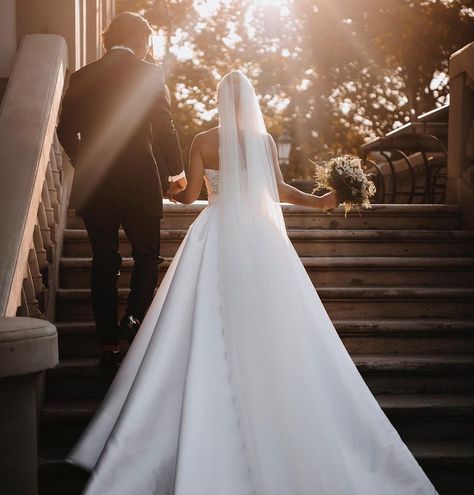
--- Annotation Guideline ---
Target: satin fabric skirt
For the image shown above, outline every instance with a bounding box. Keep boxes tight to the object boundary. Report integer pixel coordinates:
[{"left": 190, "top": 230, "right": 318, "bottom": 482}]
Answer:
[{"left": 68, "top": 204, "right": 437, "bottom": 495}]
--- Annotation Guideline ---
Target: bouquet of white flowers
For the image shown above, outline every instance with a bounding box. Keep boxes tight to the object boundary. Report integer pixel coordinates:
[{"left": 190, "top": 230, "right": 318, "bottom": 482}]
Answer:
[{"left": 311, "top": 154, "right": 376, "bottom": 216}]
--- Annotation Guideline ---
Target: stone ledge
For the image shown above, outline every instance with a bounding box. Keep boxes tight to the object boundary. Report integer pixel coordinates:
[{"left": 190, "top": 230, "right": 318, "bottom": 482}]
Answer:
[
  {"left": 63, "top": 227, "right": 474, "bottom": 240},
  {"left": 67, "top": 203, "right": 464, "bottom": 216},
  {"left": 0, "top": 317, "right": 58, "bottom": 378}
]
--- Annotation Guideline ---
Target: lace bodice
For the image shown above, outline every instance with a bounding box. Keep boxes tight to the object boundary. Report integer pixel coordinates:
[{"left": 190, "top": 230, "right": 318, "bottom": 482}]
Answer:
[{"left": 203, "top": 169, "right": 219, "bottom": 203}]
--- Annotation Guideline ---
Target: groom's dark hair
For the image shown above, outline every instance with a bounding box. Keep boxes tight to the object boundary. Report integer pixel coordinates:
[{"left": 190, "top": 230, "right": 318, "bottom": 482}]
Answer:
[{"left": 102, "top": 12, "right": 153, "bottom": 51}]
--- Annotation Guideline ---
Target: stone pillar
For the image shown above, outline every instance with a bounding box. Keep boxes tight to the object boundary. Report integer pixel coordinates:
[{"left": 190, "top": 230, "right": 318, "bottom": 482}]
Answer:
[
  {"left": 16, "top": 0, "right": 82, "bottom": 71},
  {"left": 86, "top": 0, "right": 101, "bottom": 63},
  {"left": 0, "top": 0, "right": 17, "bottom": 77},
  {"left": 0, "top": 317, "right": 58, "bottom": 495},
  {"left": 0, "top": 374, "right": 38, "bottom": 495},
  {"left": 447, "top": 42, "right": 474, "bottom": 227},
  {"left": 16, "top": 0, "right": 114, "bottom": 71},
  {"left": 79, "top": 0, "right": 88, "bottom": 68},
  {"left": 104, "top": 0, "right": 116, "bottom": 26}
]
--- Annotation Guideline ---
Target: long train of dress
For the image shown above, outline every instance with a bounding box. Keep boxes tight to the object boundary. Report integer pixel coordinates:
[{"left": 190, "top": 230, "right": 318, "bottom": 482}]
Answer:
[{"left": 68, "top": 169, "right": 438, "bottom": 494}]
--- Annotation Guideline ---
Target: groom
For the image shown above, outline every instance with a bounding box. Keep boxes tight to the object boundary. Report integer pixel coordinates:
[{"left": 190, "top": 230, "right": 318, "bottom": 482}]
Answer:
[{"left": 58, "top": 12, "right": 186, "bottom": 369}]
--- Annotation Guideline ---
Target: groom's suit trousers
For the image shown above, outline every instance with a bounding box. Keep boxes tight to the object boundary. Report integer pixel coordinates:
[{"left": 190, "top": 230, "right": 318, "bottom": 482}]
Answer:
[{"left": 82, "top": 205, "right": 161, "bottom": 346}]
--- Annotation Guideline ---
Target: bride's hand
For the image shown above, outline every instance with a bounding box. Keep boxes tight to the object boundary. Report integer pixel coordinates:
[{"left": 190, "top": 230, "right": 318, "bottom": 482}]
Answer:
[
  {"left": 321, "top": 191, "right": 339, "bottom": 212},
  {"left": 165, "top": 190, "right": 177, "bottom": 204},
  {"left": 169, "top": 176, "right": 188, "bottom": 203}
]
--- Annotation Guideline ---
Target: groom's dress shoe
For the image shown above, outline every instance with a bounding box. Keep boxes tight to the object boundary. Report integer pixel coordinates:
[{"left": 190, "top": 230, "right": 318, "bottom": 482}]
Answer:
[
  {"left": 100, "top": 350, "right": 122, "bottom": 372},
  {"left": 119, "top": 315, "right": 141, "bottom": 345}
]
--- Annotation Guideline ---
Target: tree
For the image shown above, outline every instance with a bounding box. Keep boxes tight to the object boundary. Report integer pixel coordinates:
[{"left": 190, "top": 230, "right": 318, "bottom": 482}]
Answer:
[{"left": 115, "top": 0, "right": 474, "bottom": 178}]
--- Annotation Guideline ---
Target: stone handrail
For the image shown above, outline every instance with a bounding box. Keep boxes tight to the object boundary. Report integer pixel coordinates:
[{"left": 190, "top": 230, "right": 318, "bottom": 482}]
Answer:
[
  {"left": 0, "top": 317, "right": 58, "bottom": 378},
  {"left": 0, "top": 34, "right": 70, "bottom": 317}
]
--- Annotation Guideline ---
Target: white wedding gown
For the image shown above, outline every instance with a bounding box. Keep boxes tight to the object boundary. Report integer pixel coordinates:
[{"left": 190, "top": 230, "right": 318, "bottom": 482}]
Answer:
[
  {"left": 69, "top": 170, "right": 437, "bottom": 495},
  {"left": 68, "top": 71, "right": 437, "bottom": 494}
]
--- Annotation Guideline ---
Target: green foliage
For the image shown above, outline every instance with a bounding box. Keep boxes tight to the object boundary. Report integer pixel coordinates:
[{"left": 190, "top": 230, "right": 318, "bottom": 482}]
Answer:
[{"left": 115, "top": 0, "right": 474, "bottom": 179}]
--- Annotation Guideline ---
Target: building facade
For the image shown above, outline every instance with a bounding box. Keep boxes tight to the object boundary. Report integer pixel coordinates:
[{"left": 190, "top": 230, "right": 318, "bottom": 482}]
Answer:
[{"left": 1, "top": 0, "right": 114, "bottom": 95}]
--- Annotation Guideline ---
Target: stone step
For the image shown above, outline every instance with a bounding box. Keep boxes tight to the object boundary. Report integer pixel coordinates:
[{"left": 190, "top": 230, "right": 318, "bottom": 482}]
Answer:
[
  {"left": 59, "top": 256, "right": 474, "bottom": 289},
  {"left": 45, "top": 355, "right": 474, "bottom": 399},
  {"left": 38, "top": 448, "right": 89, "bottom": 495},
  {"left": 66, "top": 203, "right": 463, "bottom": 230},
  {"left": 415, "top": 440, "right": 474, "bottom": 494},
  {"left": 39, "top": 394, "right": 474, "bottom": 449},
  {"left": 411, "top": 441, "right": 474, "bottom": 495},
  {"left": 55, "top": 319, "right": 474, "bottom": 358},
  {"left": 55, "top": 287, "right": 474, "bottom": 321},
  {"left": 38, "top": 441, "right": 474, "bottom": 495},
  {"left": 62, "top": 228, "right": 474, "bottom": 258}
]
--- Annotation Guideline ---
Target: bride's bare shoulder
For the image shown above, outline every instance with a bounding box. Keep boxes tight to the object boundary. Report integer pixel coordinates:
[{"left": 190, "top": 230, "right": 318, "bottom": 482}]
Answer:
[
  {"left": 192, "top": 127, "right": 219, "bottom": 169},
  {"left": 193, "top": 127, "right": 219, "bottom": 152},
  {"left": 194, "top": 127, "right": 219, "bottom": 142}
]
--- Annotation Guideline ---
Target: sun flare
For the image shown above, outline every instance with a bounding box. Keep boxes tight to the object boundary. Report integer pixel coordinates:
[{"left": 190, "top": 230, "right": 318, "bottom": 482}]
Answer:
[
  {"left": 254, "top": 0, "right": 289, "bottom": 6},
  {"left": 193, "top": 0, "right": 290, "bottom": 18}
]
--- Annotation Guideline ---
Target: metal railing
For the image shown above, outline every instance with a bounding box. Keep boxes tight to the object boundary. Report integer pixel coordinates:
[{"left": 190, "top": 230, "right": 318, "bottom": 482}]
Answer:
[{"left": 361, "top": 106, "right": 449, "bottom": 204}]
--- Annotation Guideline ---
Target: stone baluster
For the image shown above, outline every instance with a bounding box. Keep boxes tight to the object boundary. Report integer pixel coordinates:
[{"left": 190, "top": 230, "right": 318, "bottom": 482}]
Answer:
[
  {"left": 23, "top": 265, "right": 41, "bottom": 318},
  {"left": 28, "top": 246, "right": 43, "bottom": 298},
  {"left": 33, "top": 223, "right": 48, "bottom": 276},
  {"left": 46, "top": 161, "right": 59, "bottom": 222},
  {"left": 37, "top": 201, "right": 53, "bottom": 263},
  {"left": 41, "top": 180, "right": 55, "bottom": 241},
  {"left": 18, "top": 287, "right": 28, "bottom": 317},
  {"left": 53, "top": 133, "right": 63, "bottom": 170},
  {"left": 50, "top": 148, "right": 62, "bottom": 203}
]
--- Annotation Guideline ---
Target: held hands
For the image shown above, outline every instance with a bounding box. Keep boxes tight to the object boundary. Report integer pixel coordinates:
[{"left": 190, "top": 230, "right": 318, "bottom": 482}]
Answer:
[{"left": 168, "top": 176, "right": 188, "bottom": 203}]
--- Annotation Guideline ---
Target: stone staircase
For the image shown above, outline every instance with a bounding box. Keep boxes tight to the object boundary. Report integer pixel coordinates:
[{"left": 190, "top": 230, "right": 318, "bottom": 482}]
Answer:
[{"left": 38, "top": 202, "right": 474, "bottom": 494}]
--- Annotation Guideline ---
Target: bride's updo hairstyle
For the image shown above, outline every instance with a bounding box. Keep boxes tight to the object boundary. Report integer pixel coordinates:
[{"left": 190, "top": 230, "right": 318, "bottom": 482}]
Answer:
[
  {"left": 218, "top": 70, "right": 243, "bottom": 127},
  {"left": 218, "top": 70, "right": 242, "bottom": 99},
  {"left": 217, "top": 70, "right": 264, "bottom": 136},
  {"left": 215, "top": 68, "right": 280, "bottom": 206}
]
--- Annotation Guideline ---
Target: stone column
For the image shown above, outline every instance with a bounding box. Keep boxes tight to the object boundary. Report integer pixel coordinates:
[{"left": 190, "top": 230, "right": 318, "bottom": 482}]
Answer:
[
  {"left": 0, "top": 0, "right": 17, "bottom": 78},
  {"left": 79, "top": 0, "right": 88, "bottom": 68},
  {"left": 447, "top": 42, "right": 474, "bottom": 227},
  {"left": 16, "top": 0, "right": 114, "bottom": 70},
  {"left": 105, "top": 0, "right": 116, "bottom": 25},
  {"left": 0, "top": 317, "right": 58, "bottom": 495},
  {"left": 86, "top": 0, "right": 101, "bottom": 63}
]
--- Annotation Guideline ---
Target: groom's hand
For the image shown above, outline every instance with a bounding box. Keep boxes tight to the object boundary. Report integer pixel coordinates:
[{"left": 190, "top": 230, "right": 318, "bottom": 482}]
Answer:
[{"left": 169, "top": 176, "right": 187, "bottom": 202}]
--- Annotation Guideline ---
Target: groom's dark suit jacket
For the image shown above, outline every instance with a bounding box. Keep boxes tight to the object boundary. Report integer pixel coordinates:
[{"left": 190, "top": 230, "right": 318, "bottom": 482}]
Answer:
[{"left": 58, "top": 49, "right": 183, "bottom": 216}]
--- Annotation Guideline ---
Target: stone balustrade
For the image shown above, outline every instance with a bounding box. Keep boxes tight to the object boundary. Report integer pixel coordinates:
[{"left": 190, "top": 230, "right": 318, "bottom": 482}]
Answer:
[
  {"left": 0, "top": 34, "right": 73, "bottom": 318},
  {"left": 0, "top": 34, "right": 71, "bottom": 494}
]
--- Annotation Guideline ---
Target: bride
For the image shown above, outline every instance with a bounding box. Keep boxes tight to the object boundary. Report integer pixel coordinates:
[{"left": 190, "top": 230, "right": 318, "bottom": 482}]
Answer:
[{"left": 68, "top": 70, "right": 437, "bottom": 494}]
